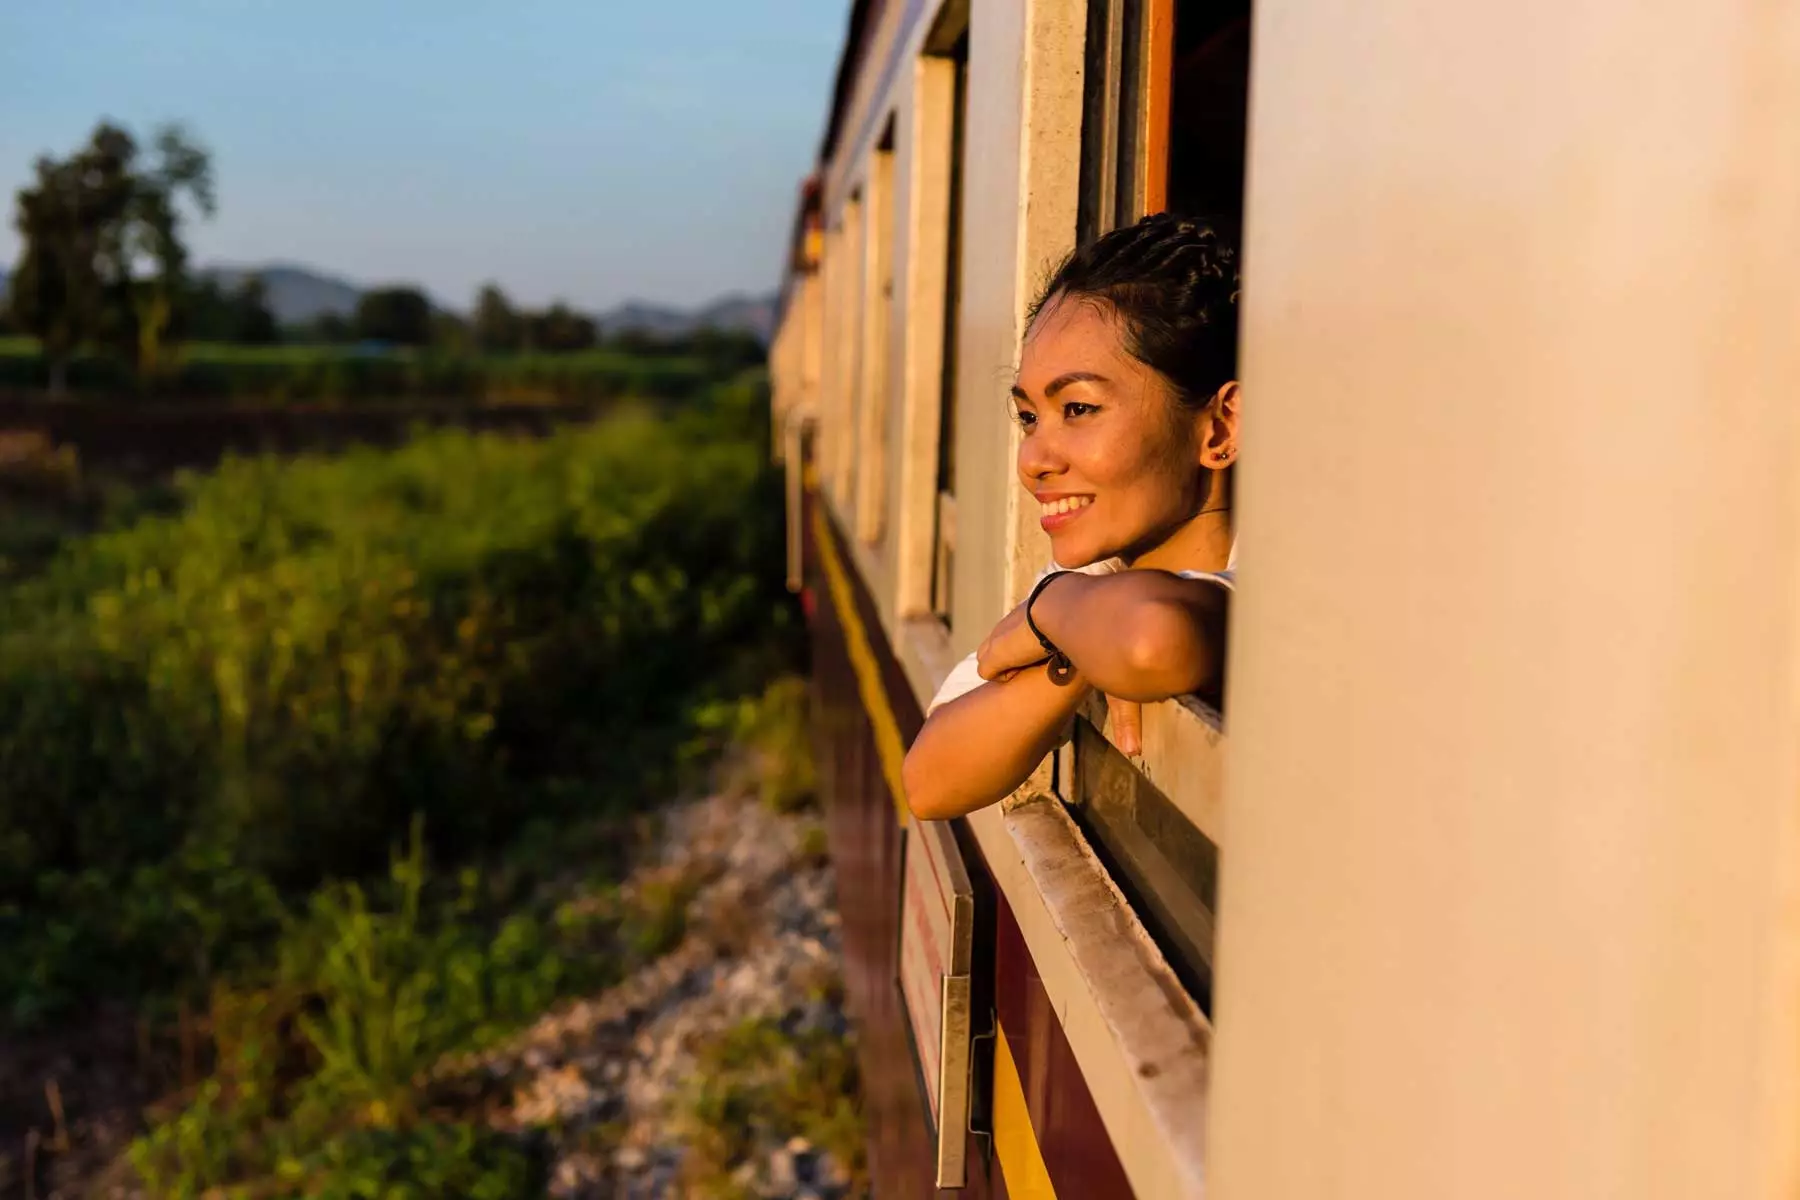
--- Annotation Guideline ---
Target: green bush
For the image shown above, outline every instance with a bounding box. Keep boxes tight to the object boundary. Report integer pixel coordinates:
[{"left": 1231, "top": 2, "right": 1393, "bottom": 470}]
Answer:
[
  {"left": 0, "top": 376, "right": 796, "bottom": 1020},
  {"left": 0, "top": 337, "right": 721, "bottom": 404},
  {"left": 1, "top": 369, "right": 805, "bottom": 1195},
  {"left": 677, "top": 1017, "right": 867, "bottom": 1197},
  {"left": 128, "top": 825, "right": 567, "bottom": 1197}
]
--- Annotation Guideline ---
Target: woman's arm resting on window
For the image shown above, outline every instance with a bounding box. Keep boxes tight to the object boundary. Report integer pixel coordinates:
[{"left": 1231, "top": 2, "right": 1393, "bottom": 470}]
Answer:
[
  {"left": 902, "top": 669, "right": 1090, "bottom": 822},
  {"left": 1031, "top": 570, "right": 1227, "bottom": 702}
]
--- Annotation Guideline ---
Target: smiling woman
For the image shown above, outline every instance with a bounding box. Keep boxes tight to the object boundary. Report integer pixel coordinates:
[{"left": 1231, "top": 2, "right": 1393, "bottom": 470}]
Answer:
[{"left": 900, "top": 212, "right": 1240, "bottom": 822}]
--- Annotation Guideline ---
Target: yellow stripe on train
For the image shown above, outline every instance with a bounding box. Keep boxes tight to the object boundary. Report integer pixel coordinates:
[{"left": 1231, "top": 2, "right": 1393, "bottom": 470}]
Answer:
[
  {"left": 994, "top": 1022, "right": 1058, "bottom": 1199},
  {"left": 809, "top": 503, "right": 910, "bottom": 826}
]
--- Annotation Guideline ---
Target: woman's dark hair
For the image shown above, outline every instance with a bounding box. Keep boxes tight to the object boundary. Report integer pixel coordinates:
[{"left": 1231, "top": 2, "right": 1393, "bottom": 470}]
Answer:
[{"left": 1027, "top": 212, "right": 1240, "bottom": 409}]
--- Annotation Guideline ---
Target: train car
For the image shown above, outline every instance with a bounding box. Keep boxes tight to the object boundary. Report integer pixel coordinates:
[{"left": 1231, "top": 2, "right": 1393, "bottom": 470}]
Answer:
[{"left": 769, "top": 1, "right": 1800, "bottom": 1197}]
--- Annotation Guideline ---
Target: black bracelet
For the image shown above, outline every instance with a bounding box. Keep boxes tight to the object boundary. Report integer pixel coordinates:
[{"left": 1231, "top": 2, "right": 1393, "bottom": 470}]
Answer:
[{"left": 1025, "top": 571, "right": 1077, "bottom": 685}]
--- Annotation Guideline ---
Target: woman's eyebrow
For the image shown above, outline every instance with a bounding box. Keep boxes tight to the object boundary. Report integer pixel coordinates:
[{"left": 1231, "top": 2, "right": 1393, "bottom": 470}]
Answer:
[{"left": 1010, "top": 371, "right": 1109, "bottom": 401}]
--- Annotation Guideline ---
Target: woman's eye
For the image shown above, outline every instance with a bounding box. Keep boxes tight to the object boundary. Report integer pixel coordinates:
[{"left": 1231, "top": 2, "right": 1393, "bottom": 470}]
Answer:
[
  {"left": 1013, "top": 410, "right": 1037, "bottom": 429},
  {"left": 1063, "top": 401, "right": 1097, "bottom": 420}
]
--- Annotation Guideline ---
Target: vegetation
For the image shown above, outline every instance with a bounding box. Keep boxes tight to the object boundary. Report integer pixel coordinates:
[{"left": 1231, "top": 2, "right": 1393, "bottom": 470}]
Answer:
[
  {"left": 354, "top": 286, "right": 434, "bottom": 347},
  {"left": 0, "top": 372, "right": 790, "bottom": 1018},
  {"left": 0, "top": 367, "right": 830, "bottom": 1194},
  {"left": 0, "top": 335, "right": 731, "bottom": 404},
  {"left": 677, "top": 1018, "right": 867, "bottom": 1198},
  {"left": 9, "top": 122, "right": 214, "bottom": 391},
  {"left": 472, "top": 283, "right": 601, "bottom": 354},
  {"left": 4, "top": 122, "right": 758, "bottom": 393},
  {"left": 181, "top": 272, "right": 282, "bottom": 345}
]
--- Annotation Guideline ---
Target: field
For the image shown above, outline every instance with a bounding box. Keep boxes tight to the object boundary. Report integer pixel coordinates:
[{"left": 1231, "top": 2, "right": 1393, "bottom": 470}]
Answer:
[
  {"left": 0, "top": 337, "right": 731, "bottom": 404},
  {"left": 0, "top": 370, "right": 837, "bottom": 1195}
]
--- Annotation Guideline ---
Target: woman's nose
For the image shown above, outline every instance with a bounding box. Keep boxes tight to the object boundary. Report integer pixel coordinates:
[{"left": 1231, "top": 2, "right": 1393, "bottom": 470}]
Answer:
[{"left": 1017, "top": 428, "right": 1068, "bottom": 481}]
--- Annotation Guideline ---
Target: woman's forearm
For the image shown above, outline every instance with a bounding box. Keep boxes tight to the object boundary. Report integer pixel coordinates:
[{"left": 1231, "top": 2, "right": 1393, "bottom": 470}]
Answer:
[
  {"left": 1030, "top": 570, "right": 1226, "bottom": 701},
  {"left": 902, "top": 669, "right": 1090, "bottom": 821}
]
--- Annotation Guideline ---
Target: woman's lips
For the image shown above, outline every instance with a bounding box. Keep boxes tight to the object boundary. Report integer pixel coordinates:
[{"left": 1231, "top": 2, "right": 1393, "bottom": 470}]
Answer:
[{"left": 1038, "top": 493, "right": 1093, "bottom": 532}]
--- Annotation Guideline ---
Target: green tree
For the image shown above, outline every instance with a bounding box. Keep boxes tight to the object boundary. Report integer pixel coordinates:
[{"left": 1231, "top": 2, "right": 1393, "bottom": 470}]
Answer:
[
  {"left": 9, "top": 121, "right": 213, "bottom": 392},
  {"left": 431, "top": 309, "right": 470, "bottom": 354},
  {"left": 230, "top": 274, "right": 279, "bottom": 345},
  {"left": 171, "top": 274, "right": 276, "bottom": 345},
  {"left": 179, "top": 275, "right": 235, "bottom": 342},
  {"left": 354, "top": 286, "right": 432, "bottom": 346},
  {"left": 472, "top": 283, "right": 519, "bottom": 353},
  {"left": 526, "top": 302, "right": 597, "bottom": 353},
  {"left": 310, "top": 311, "right": 354, "bottom": 344},
  {"left": 119, "top": 125, "right": 215, "bottom": 376},
  {"left": 10, "top": 124, "right": 135, "bottom": 393},
  {"left": 689, "top": 326, "right": 766, "bottom": 372}
]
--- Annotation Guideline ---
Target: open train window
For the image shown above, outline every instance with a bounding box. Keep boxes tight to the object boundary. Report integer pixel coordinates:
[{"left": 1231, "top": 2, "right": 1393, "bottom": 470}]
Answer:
[
  {"left": 1067, "top": 0, "right": 1251, "bottom": 1010},
  {"left": 854, "top": 124, "right": 896, "bottom": 546},
  {"left": 1078, "top": 0, "right": 1249, "bottom": 241},
  {"left": 1166, "top": 3, "right": 1251, "bottom": 232}
]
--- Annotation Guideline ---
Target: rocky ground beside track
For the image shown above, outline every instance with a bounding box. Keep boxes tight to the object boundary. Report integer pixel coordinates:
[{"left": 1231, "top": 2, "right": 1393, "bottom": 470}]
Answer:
[{"left": 429, "top": 788, "right": 869, "bottom": 1200}]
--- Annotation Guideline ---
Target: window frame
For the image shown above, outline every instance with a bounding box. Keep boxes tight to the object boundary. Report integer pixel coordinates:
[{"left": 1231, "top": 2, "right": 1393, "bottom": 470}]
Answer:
[{"left": 1063, "top": 0, "right": 1253, "bottom": 1010}]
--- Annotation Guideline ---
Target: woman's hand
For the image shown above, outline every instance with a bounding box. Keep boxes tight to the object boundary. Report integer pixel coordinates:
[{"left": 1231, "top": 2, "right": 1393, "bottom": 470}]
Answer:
[
  {"left": 977, "top": 584, "right": 1144, "bottom": 755},
  {"left": 975, "top": 598, "right": 1048, "bottom": 682},
  {"left": 1106, "top": 695, "right": 1143, "bottom": 757}
]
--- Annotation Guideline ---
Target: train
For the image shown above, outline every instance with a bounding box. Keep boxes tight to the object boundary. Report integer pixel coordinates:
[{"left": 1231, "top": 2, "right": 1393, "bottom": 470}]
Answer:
[{"left": 768, "top": 1, "right": 1800, "bottom": 1197}]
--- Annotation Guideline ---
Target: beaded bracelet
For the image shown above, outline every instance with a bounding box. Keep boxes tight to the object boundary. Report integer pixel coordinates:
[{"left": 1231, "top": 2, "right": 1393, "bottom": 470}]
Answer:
[{"left": 1025, "top": 571, "right": 1077, "bottom": 685}]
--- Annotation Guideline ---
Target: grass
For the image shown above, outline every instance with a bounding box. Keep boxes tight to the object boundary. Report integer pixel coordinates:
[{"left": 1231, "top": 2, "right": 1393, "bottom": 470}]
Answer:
[
  {"left": 0, "top": 336, "right": 728, "bottom": 403},
  {"left": 676, "top": 1017, "right": 867, "bottom": 1199}
]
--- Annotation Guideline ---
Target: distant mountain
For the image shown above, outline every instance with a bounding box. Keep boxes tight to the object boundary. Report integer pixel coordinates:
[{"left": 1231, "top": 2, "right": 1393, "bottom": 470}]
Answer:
[
  {"left": 2, "top": 256, "right": 775, "bottom": 345},
  {"left": 202, "top": 263, "right": 362, "bottom": 326},
  {"left": 597, "top": 291, "right": 776, "bottom": 344},
  {"left": 694, "top": 292, "right": 777, "bottom": 343}
]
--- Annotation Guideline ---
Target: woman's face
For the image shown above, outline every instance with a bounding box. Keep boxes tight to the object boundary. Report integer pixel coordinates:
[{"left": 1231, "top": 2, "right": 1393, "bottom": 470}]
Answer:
[{"left": 1013, "top": 294, "right": 1222, "bottom": 567}]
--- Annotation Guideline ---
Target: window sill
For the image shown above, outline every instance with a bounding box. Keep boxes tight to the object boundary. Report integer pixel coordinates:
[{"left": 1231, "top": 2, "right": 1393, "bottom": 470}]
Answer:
[
  {"left": 967, "top": 792, "right": 1209, "bottom": 1200},
  {"left": 1080, "top": 693, "right": 1227, "bottom": 847},
  {"left": 897, "top": 613, "right": 959, "bottom": 714}
]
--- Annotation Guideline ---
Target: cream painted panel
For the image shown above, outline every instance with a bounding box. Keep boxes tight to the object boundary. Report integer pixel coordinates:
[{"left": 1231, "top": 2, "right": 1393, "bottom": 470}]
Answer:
[
  {"left": 946, "top": 0, "right": 1028, "bottom": 653},
  {"left": 950, "top": 0, "right": 1084, "bottom": 650},
  {"left": 1212, "top": 3, "right": 1800, "bottom": 1199},
  {"left": 951, "top": 0, "right": 1077, "bottom": 634},
  {"left": 835, "top": 195, "right": 865, "bottom": 515},
  {"left": 800, "top": 268, "right": 822, "bottom": 423},
  {"left": 816, "top": 224, "right": 843, "bottom": 504},
  {"left": 892, "top": 55, "right": 953, "bottom": 620},
  {"left": 1002, "top": 0, "right": 1085, "bottom": 607},
  {"left": 855, "top": 146, "right": 894, "bottom": 547}
]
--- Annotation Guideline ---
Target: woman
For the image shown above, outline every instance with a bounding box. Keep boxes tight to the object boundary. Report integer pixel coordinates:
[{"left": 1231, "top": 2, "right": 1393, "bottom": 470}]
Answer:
[{"left": 902, "top": 213, "right": 1240, "bottom": 821}]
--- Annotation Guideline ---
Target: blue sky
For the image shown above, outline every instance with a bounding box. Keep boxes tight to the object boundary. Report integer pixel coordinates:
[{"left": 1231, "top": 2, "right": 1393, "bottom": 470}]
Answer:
[{"left": 0, "top": 1, "right": 848, "bottom": 311}]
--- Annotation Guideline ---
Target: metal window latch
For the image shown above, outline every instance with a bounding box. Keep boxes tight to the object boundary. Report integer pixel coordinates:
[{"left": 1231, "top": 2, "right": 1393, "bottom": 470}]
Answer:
[{"left": 967, "top": 1006, "right": 996, "bottom": 1140}]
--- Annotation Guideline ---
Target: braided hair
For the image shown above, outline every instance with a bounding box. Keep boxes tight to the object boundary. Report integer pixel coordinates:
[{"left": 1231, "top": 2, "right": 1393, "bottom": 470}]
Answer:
[{"left": 1027, "top": 212, "right": 1241, "bottom": 411}]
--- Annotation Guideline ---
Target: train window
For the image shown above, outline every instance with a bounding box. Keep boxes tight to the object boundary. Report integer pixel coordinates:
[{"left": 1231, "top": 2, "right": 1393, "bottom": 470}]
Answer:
[
  {"left": 1078, "top": 0, "right": 1167, "bottom": 241},
  {"left": 921, "top": 7, "right": 964, "bottom": 629},
  {"left": 854, "top": 124, "right": 896, "bottom": 546},
  {"left": 1078, "top": 0, "right": 1249, "bottom": 241},
  {"left": 1165, "top": 3, "right": 1251, "bottom": 230},
  {"left": 1066, "top": 0, "right": 1253, "bottom": 1012}
]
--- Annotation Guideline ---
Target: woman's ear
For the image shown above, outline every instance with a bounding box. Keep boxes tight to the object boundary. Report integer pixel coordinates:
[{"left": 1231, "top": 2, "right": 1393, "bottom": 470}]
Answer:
[{"left": 1199, "top": 381, "right": 1241, "bottom": 469}]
